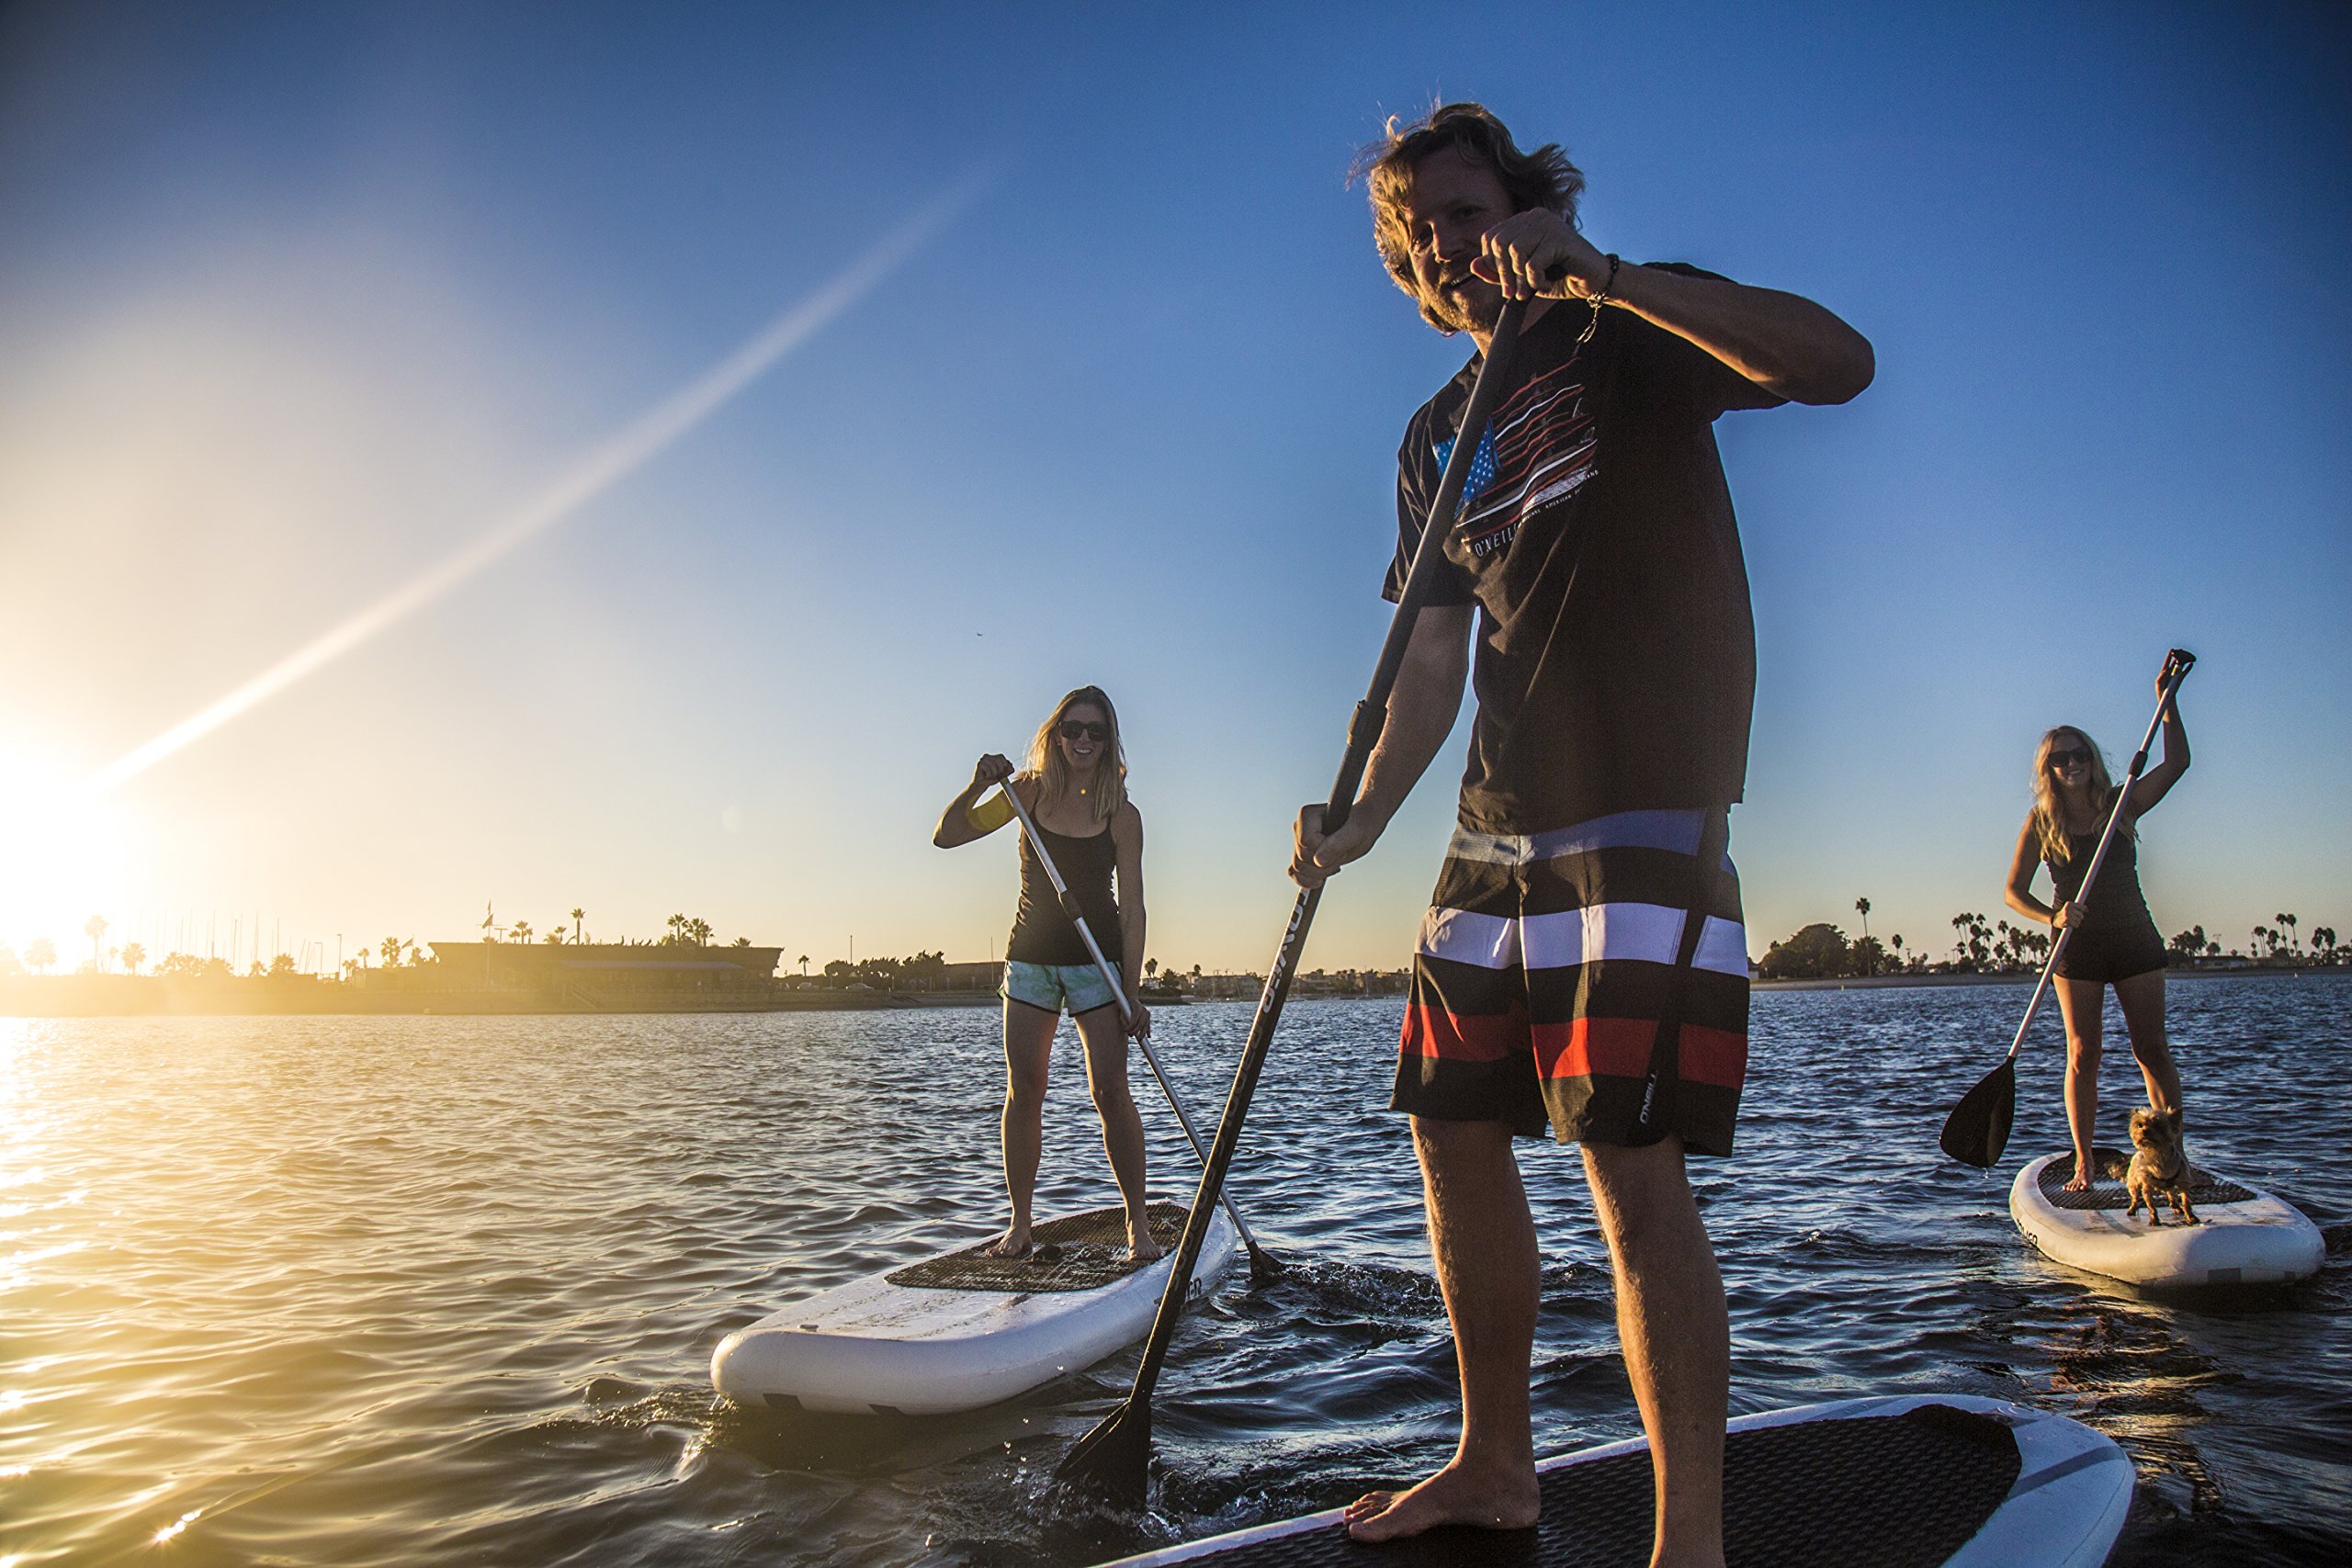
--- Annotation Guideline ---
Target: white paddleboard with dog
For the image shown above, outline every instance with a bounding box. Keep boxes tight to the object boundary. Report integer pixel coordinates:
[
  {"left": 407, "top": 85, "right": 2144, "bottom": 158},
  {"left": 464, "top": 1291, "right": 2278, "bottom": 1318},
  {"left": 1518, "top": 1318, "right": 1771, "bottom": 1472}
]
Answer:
[
  {"left": 2010, "top": 1149, "right": 2323, "bottom": 1288},
  {"left": 711, "top": 1201, "right": 1238, "bottom": 1415},
  {"left": 1093, "top": 1393, "right": 2131, "bottom": 1568}
]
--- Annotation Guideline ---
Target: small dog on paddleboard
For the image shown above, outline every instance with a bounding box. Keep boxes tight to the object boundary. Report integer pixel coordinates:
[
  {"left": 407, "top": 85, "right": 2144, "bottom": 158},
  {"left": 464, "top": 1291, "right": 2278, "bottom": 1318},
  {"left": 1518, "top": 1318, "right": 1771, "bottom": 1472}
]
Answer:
[{"left": 2101, "top": 1108, "right": 2200, "bottom": 1225}]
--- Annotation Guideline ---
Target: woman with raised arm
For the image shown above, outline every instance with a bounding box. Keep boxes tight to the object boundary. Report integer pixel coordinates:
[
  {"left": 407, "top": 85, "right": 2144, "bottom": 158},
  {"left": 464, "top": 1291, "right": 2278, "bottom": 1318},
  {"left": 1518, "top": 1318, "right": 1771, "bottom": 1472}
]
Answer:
[
  {"left": 2004, "top": 674, "right": 2191, "bottom": 1190},
  {"left": 934, "top": 686, "right": 1159, "bottom": 1261}
]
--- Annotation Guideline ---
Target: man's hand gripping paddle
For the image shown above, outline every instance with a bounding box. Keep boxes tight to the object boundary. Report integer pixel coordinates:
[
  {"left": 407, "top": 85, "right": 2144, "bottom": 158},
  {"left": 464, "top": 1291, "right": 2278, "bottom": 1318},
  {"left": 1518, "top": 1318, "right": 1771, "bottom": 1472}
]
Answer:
[
  {"left": 994, "top": 782, "right": 1280, "bottom": 1280},
  {"left": 1939, "top": 649, "right": 2195, "bottom": 1168},
  {"left": 1055, "top": 295, "right": 1540, "bottom": 1503}
]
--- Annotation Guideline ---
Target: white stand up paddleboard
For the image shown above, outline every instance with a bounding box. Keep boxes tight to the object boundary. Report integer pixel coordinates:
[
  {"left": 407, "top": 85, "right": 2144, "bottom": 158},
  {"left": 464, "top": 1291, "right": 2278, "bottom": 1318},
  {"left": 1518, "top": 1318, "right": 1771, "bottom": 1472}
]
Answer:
[
  {"left": 713, "top": 1201, "right": 1238, "bottom": 1415},
  {"left": 1094, "top": 1393, "right": 2131, "bottom": 1568},
  {"left": 2010, "top": 1149, "right": 2323, "bottom": 1288}
]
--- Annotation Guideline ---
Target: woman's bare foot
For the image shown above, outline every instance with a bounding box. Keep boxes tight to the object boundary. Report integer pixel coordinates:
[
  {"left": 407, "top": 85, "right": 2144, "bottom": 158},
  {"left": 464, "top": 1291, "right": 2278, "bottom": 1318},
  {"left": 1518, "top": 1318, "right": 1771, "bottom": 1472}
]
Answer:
[
  {"left": 2064, "top": 1159, "right": 2094, "bottom": 1192},
  {"left": 981, "top": 1225, "right": 1031, "bottom": 1259},
  {"left": 1342, "top": 1459, "right": 1541, "bottom": 1541},
  {"left": 1125, "top": 1219, "right": 1163, "bottom": 1264}
]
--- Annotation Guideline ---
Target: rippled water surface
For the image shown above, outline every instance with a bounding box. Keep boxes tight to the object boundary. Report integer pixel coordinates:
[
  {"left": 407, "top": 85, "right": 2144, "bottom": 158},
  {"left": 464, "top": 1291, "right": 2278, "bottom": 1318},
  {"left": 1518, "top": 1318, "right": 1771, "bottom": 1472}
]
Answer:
[{"left": 4, "top": 976, "right": 2346, "bottom": 1565}]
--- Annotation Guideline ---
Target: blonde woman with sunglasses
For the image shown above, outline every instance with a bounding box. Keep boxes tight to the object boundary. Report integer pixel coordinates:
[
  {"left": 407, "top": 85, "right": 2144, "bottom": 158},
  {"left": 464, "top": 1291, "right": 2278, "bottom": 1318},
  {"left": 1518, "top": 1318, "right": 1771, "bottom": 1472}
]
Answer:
[
  {"left": 934, "top": 685, "right": 1159, "bottom": 1262},
  {"left": 2003, "top": 676, "right": 2191, "bottom": 1190}
]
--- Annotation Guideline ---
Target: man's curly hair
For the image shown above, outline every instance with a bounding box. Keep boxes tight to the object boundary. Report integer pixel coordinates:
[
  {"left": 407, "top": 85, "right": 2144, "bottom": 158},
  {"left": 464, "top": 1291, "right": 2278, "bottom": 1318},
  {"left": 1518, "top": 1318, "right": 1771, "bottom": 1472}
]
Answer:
[{"left": 1352, "top": 103, "right": 1585, "bottom": 329}]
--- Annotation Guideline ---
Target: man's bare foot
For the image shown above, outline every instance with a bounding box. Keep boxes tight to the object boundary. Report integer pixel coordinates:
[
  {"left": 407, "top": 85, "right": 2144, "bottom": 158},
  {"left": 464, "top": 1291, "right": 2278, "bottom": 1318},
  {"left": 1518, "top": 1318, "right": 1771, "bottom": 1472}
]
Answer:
[
  {"left": 1342, "top": 1460, "right": 1540, "bottom": 1541},
  {"left": 981, "top": 1226, "right": 1031, "bottom": 1259}
]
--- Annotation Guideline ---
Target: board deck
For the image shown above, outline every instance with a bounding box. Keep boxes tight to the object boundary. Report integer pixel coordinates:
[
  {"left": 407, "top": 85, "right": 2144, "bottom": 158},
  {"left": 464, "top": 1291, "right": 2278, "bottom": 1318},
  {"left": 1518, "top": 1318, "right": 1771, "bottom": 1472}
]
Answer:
[
  {"left": 2010, "top": 1150, "right": 2323, "bottom": 1288},
  {"left": 1092, "top": 1394, "right": 2130, "bottom": 1568},
  {"left": 712, "top": 1201, "right": 1238, "bottom": 1415}
]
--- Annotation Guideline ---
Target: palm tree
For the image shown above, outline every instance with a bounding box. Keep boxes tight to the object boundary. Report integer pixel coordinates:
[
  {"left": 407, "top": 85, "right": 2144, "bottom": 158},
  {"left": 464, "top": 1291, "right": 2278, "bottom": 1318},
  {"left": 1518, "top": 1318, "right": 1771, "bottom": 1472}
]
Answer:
[
  {"left": 1854, "top": 897, "right": 1871, "bottom": 944},
  {"left": 2278, "top": 912, "right": 2299, "bottom": 956},
  {"left": 571, "top": 908, "right": 585, "bottom": 944},
  {"left": 26, "top": 937, "right": 54, "bottom": 976},
  {"left": 1890, "top": 933, "right": 1905, "bottom": 970},
  {"left": 85, "top": 915, "right": 109, "bottom": 971},
  {"left": 380, "top": 936, "right": 405, "bottom": 967},
  {"left": 1951, "top": 912, "right": 1993, "bottom": 971},
  {"left": 512, "top": 920, "right": 534, "bottom": 945},
  {"left": 121, "top": 942, "right": 146, "bottom": 975},
  {"left": 797, "top": 953, "right": 809, "bottom": 976}
]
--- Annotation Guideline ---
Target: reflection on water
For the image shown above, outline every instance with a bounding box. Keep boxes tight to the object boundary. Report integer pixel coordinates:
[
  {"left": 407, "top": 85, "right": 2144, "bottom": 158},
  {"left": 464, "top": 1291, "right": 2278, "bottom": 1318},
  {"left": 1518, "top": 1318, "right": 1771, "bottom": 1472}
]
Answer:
[{"left": 0, "top": 977, "right": 2346, "bottom": 1565}]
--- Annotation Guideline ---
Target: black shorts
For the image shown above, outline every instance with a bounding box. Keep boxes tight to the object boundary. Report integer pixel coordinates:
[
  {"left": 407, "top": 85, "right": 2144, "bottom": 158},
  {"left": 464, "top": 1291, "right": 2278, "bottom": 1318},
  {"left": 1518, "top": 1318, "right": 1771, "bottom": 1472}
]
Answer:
[
  {"left": 2052, "top": 919, "right": 2167, "bottom": 986},
  {"left": 1392, "top": 807, "right": 1747, "bottom": 1156}
]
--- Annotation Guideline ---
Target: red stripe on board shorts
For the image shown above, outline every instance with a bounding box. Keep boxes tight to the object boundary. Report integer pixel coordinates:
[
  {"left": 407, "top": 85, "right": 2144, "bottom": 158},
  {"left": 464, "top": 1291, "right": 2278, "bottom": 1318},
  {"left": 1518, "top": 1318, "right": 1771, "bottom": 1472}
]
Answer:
[{"left": 1394, "top": 807, "right": 1749, "bottom": 1155}]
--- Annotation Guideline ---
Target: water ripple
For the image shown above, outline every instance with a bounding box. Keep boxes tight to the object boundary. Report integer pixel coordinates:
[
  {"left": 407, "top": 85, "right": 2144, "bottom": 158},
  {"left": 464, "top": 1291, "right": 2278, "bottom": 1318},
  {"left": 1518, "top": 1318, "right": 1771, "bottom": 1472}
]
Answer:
[{"left": 0, "top": 979, "right": 2346, "bottom": 1563}]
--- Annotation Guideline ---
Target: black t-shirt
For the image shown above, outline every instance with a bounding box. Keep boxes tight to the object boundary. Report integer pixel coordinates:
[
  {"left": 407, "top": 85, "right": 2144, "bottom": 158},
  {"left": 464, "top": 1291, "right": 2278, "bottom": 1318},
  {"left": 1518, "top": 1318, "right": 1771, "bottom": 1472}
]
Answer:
[{"left": 1388, "top": 265, "right": 1782, "bottom": 833}]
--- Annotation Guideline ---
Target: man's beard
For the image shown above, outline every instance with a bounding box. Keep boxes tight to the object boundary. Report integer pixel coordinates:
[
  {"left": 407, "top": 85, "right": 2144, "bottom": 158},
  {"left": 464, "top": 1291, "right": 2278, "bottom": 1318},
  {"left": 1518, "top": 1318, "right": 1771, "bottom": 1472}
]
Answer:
[{"left": 1421, "top": 276, "right": 1502, "bottom": 335}]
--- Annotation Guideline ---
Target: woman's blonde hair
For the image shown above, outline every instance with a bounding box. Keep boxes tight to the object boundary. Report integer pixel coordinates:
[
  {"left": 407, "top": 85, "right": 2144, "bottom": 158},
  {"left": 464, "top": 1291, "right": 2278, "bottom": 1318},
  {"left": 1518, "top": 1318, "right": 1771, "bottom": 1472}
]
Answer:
[
  {"left": 2030, "top": 726, "right": 2127, "bottom": 864},
  {"left": 1024, "top": 685, "right": 1126, "bottom": 829}
]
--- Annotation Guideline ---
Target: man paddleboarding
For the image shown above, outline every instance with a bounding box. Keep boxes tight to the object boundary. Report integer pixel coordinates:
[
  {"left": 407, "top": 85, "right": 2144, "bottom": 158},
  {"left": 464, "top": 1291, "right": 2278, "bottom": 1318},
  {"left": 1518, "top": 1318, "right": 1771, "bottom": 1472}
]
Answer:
[{"left": 1292, "top": 103, "right": 1872, "bottom": 1564}]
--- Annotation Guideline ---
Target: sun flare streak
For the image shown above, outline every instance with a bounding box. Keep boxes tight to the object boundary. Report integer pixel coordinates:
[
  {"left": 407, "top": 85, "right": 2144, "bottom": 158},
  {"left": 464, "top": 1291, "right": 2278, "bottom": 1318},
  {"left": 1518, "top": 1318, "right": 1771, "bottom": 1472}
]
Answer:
[{"left": 90, "top": 174, "right": 990, "bottom": 794}]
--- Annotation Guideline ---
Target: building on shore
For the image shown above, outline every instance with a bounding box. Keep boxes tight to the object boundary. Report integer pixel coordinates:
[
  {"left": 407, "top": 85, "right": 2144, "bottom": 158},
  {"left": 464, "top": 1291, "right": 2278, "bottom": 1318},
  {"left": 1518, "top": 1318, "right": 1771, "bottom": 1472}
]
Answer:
[
  {"left": 373, "top": 942, "right": 785, "bottom": 1009},
  {"left": 925, "top": 960, "right": 1003, "bottom": 994},
  {"left": 378, "top": 944, "right": 1011, "bottom": 1008},
  {"left": 0, "top": 945, "right": 1016, "bottom": 1017}
]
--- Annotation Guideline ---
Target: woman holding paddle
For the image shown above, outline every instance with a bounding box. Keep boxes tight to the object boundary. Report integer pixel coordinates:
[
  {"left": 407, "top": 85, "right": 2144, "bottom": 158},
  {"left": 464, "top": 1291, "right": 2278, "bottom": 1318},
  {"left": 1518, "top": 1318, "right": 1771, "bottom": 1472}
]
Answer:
[
  {"left": 933, "top": 686, "right": 1159, "bottom": 1262},
  {"left": 2003, "top": 671, "right": 2190, "bottom": 1190}
]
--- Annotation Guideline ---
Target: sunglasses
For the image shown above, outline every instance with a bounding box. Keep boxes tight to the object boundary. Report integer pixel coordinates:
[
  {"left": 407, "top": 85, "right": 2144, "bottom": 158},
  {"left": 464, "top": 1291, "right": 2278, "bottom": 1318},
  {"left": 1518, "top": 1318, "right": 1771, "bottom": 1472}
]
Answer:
[
  {"left": 2046, "top": 747, "right": 2092, "bottom": 772},
  {"left": 1057, "top": 720, "right": 1110, "bottom": 743}
]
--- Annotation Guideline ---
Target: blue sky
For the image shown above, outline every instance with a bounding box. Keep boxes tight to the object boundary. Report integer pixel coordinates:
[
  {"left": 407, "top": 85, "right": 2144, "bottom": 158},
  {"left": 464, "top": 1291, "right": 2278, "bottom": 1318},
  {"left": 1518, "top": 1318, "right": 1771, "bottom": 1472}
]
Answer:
[{"left": 2, "top": 1, "right": 2346, "bottom": 974}]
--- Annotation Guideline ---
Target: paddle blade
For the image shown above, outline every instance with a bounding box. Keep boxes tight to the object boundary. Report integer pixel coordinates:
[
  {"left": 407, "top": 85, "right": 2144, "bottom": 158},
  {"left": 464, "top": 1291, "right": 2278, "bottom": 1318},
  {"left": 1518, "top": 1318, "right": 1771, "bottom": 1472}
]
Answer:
[
  {"left": 1939, "top": 1056, "right": 2016, "bottom": 1169},
  {"left": 1056, "top": 1398, "right": 1150, "bottom": 1503}
]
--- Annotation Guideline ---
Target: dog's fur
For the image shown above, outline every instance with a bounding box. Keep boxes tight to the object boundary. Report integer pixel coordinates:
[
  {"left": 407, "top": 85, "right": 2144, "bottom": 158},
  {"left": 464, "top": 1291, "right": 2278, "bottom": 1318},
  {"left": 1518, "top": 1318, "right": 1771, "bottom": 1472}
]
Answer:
[{"left": 2101, "top": 1108, "right": 2199, "bottom": 1225}]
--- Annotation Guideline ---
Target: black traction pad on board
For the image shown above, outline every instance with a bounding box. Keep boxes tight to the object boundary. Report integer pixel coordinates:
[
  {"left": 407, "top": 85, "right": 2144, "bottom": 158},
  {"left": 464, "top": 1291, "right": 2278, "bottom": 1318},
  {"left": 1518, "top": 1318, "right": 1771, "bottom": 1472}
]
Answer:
[
  {"left": 888, "top": 1203, "right": 1190, "bottom": 1293},
  {"left": 1150, "top": 1403, "right": 2023, "bottom": 1568},
  {"left": 2039, "top": 1149, "right": 2255, "bottom": 1212}
]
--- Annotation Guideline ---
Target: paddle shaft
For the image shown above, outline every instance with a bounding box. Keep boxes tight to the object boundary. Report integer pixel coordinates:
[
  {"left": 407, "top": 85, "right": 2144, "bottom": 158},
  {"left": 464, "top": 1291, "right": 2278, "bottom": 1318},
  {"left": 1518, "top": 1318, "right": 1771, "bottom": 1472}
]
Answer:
[
  {"left": 1071, "top": 295, "right": 1536, "bottom": 1449},
  {"left": 995, "top": 781, "right": 1271, "bottom": 1265},
  {"left": 2000, "top": 654, "right": 2194, "bottom": 1063}
]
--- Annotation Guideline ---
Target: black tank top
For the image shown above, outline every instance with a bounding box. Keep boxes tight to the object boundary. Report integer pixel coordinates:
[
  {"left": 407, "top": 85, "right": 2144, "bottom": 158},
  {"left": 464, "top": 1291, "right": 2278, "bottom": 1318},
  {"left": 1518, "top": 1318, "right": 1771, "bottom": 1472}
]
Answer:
[
  {"left": 2047, "top": 817, "right": 2155, "bottom": 930},
  {"left": 1007, "top": 818, "right": 1124, "bottom": 966}
]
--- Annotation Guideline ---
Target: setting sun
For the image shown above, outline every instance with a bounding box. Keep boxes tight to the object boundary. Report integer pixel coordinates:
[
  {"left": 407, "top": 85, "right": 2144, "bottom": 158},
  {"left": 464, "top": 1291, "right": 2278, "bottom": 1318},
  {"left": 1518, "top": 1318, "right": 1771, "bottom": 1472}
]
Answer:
[{"left": 0, "top": 741, "right": 135, "bottom": 955}]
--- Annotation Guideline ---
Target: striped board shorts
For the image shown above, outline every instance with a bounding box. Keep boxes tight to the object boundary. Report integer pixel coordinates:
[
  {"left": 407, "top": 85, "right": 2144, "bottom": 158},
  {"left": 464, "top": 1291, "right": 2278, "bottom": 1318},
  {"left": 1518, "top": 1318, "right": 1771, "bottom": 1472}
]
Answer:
[{"left": 1395, "top": 807, "right": 1748, "bottom": 1156}]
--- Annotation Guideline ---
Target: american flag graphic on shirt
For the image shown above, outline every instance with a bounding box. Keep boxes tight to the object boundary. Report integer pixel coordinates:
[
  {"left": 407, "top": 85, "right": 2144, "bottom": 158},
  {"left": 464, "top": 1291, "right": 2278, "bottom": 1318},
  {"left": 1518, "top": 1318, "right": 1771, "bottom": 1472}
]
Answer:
[{"left": 1432, "top": 356, "right": 1596, "bottom": 559}]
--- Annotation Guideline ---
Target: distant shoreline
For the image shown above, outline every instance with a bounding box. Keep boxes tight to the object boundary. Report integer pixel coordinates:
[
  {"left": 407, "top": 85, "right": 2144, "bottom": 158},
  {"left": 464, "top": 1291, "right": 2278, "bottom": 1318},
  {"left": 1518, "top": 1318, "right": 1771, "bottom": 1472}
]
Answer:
[
  {"left": 1753, "top": 964, "right": 2341, "bottom": 992},
  {"left": 2, "top": 965, "right": 2335, "bottom": 1019},
  {"left": 0, "top": 977, "right": 1005, "bottom": 1020}
]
